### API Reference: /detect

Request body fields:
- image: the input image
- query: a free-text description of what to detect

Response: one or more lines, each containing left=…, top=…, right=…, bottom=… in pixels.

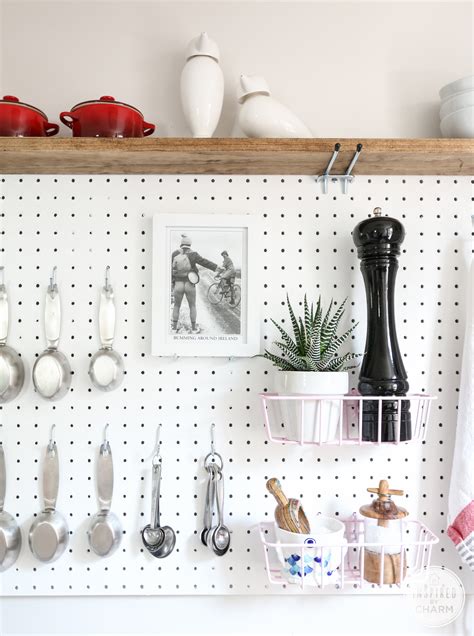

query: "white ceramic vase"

left=237, top=75, right=312, bottom=138
left=180, top=32, right=224, bottom=138
left=274, top=371, right=348, bottom=443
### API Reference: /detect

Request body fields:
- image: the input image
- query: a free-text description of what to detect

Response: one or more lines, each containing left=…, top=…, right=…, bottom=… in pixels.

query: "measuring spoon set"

left=0, top=266, right=124, bottom=405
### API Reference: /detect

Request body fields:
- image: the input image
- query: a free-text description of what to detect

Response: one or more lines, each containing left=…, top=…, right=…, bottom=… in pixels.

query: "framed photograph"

left=152, top=213, right=260, bottom=357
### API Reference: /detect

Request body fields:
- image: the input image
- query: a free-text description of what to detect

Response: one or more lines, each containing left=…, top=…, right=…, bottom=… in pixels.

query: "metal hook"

left=104, top=266, right=111, bottom=293
left=103, top=423, right=109, bottom=443
left=342, top=143, right=363, bottom=194
left=0, top=267, right=4, bottom=286
left=48, top=424, right=56, bottom=450
left=152, top=424, right=162, bottom=464
left=48, top=266, right=58, bottom=293
left=210, top=423, right=216, bottom=457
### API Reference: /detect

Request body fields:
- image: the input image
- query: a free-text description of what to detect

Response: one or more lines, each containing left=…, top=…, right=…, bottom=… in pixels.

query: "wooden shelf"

left=0, top=137, right=472, bottom=175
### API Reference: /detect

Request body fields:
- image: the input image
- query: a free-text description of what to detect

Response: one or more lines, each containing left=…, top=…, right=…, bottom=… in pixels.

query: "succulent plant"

left=263, top=295, right=361, bottom=372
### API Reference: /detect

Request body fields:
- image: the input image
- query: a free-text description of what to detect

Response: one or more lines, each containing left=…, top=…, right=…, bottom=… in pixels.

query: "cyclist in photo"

left=171, top=234, right=217, bottom=334
left=217, top=250, right=236, bottom=307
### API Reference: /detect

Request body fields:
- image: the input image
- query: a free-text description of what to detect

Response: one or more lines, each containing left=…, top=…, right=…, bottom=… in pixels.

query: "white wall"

left=1, top=1, right=472, bottom=138
left=0, top=2, right=473, bottom=636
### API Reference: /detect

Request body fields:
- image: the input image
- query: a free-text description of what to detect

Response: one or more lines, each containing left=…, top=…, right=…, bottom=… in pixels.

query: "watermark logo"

left=405, top=566, right=465, bottom=627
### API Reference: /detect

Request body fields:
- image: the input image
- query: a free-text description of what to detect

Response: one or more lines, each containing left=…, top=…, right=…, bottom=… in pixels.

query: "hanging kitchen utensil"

left=141, top=427, right=176, bottom=559
left=353, top=207, right=411, bottom=442
left=0, top=434, right=22, bottom=572
left=266, top=478, right=310, bottom=533
left=87, top=424, right=122, bottom=557
left=359, top=479, right=408, bottom=584
left=28, top=425, right=69, bottom=563
left=206, top=465, right=231, bottom=556
left=89, top=267, right=124, bottom=392
left=0, top=268, right=25, bottom=403
left=32, top=268, right=72, bottom=401
left=201, top=461, right=218, bottom=546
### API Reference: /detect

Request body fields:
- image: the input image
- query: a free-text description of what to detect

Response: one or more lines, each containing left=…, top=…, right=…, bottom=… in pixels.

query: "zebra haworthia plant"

left=263, top=295, right=361, bottom=372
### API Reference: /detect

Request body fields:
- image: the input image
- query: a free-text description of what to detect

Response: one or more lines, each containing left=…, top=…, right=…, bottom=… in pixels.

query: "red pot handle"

left=142, top=121, right=155, bottom=137
left=59, top=111, right=77, bottom=128
left=44, top=122, right=60, bottom=136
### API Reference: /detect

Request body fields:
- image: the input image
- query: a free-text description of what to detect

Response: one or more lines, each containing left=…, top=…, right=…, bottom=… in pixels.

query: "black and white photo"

left=152, top=214, right=259, bottom=357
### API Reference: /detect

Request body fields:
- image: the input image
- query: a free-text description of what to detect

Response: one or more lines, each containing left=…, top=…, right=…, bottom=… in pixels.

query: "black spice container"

left=353, top=207, right=411, bottom=441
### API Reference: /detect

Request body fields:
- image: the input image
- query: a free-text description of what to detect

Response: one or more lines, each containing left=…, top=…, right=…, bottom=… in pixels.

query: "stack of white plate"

left=439, top=75, right=474, bottom=138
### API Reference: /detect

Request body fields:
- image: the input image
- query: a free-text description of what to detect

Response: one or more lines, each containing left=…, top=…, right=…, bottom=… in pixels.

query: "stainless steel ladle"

left=0, top=268, right=25, bottom=403
left=141, top=428, right=176, bottom=559
left=89, top=267, right=124, bottom=392
left=0, top=434, right=22, bottom=572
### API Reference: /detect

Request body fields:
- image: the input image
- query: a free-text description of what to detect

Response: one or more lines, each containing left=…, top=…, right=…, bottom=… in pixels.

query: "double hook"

left=316, top=143, right=363, bottom=194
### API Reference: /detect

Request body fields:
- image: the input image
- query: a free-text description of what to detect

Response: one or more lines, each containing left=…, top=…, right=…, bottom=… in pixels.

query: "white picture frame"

left=152, top=213, right=260, bottom=357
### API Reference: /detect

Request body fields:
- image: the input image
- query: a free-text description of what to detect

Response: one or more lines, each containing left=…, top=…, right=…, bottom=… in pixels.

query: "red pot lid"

left=0, top=95, right=48, bottom=120
left=69, top=96, right=144, bottom=117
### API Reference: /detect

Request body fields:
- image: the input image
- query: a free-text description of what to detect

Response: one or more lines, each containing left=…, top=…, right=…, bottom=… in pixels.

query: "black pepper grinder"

left=353, top=207, right=411, bottom=442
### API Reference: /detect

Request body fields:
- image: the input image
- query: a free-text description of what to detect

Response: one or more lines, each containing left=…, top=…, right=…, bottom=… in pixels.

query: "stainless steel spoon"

left=87, top=425, right=122, bottom=557
left=89, top=267, right=124, bottom=392
left=28, top=426, right=69, bottom=563
left=200, top=462, right=217, bottom=546
left=207, top=466, right=231, bottom=556
left=141, top=452, right=176, bottom=559
left=32, top=268, right=72, bottom=401
left=0, top=268, right=25, bottom=404
left=0, top=441, right=22, bottom=571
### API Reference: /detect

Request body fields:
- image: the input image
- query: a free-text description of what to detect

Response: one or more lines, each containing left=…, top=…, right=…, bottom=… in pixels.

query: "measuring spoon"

left=207, top=466, right=231, bottom=556
left=32, top=268, right=72, bottom=401
left=89, top=267, right=124, bottom=392
left=28, top=427, right=69, bottom=563
left=141, top=454, right=176, bottom=559
left=0, top=268, right=25, bottom=403
left=0, top=441, right=22, bottom=571
left=87, top=426, right=122, bottom=557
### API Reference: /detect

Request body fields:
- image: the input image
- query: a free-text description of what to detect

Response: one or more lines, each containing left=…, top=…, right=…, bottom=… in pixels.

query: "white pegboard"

left=0, top=174, right=471, bottom=596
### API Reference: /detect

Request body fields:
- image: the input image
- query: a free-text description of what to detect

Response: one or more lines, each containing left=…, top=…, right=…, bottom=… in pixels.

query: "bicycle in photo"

left=207, top=275, right=241, bottom=307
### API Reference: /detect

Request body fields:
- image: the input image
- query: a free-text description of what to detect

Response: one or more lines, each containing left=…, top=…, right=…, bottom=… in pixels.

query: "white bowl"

left=439, top=75, right=474, bottom=101
left=440, top=105, right=474, bottom=138
left=440, top=91, right=474, bottom=120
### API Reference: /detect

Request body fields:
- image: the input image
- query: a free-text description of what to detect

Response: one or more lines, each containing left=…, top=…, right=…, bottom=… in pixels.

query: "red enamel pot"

left=0, top=95, right=59, bottom=137
left=60, top=96, right=155, bottom=137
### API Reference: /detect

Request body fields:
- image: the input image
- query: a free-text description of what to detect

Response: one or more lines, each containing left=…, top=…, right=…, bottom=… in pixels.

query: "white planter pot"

left=274, top=371, right=348, bottom=443
left=180, top=33, right=224, bottom=138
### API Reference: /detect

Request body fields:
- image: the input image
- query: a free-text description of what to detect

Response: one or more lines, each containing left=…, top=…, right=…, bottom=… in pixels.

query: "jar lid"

left=237, top=75, right=271, bottom=104
left=1, top=95, right=48, bottom=120
left=359, top=479, right=408, bottom=520
left=69, top=96, right=143, bottom=117
left=185, top=32, right=220, bottom=62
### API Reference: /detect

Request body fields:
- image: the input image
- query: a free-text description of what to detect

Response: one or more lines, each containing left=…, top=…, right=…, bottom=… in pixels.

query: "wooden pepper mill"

left=359, top=479, right=408, bottom=584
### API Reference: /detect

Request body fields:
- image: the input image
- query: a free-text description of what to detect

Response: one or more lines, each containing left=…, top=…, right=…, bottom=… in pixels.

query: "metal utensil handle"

left=45, top=286, right=61, bottom=350
left=0, top=281, right=9, bottom=345
left=150, top=460, right=162, bottom=531
left=97, top=440, right=114, bottom=512
left=215, top=467, right=224, bottom=526
left=99, top=286, right=116, bottom=349
left=204, top=465, right=217, bottom=531
left=43, top=441, right=59, bottom=511
left=0, top=444, right=6, bottom=512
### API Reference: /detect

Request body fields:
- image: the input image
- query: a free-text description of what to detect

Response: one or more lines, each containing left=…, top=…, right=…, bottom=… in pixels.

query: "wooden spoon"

left=266, top=478, right=310, bottom=533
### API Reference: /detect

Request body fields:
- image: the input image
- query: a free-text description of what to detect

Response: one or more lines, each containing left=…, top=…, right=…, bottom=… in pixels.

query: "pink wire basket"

left=260, top=393, right=436, bottom=446
left=258, top=516, right=439, bottom=591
